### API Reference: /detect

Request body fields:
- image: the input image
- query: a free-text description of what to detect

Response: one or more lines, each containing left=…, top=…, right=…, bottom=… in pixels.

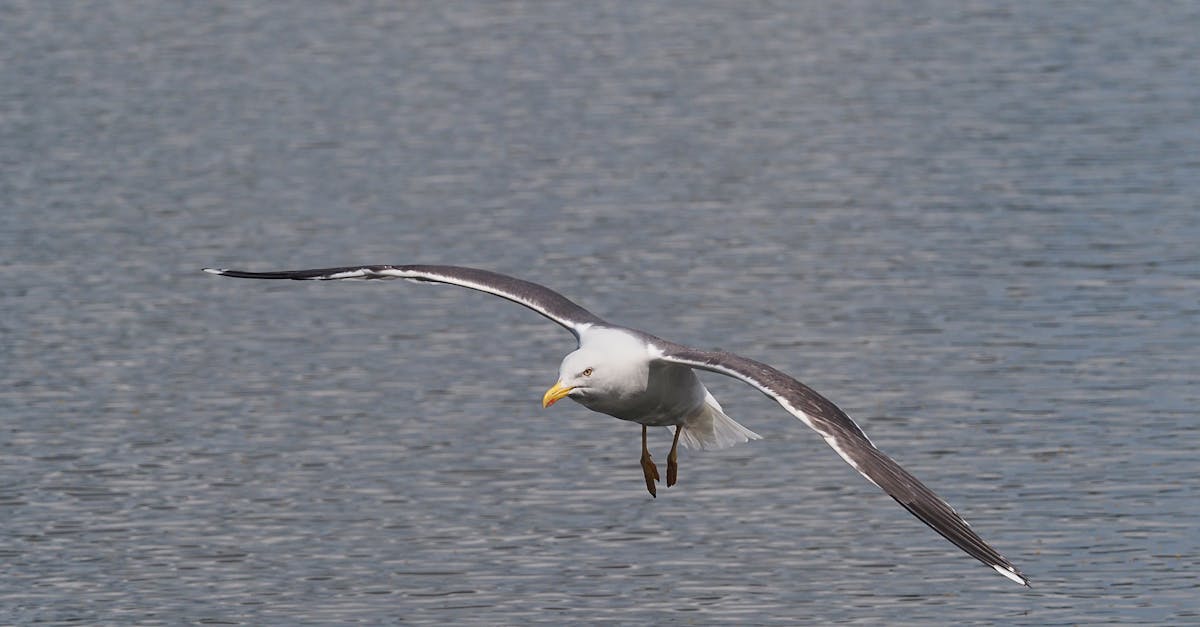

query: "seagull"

left=203, top=264, right=1028, bottom=586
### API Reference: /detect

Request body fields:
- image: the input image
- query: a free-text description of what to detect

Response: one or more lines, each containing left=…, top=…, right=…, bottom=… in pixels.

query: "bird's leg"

left=666, top=425, right=682, bottom=487
left=639, top=424, right=659, bottom=498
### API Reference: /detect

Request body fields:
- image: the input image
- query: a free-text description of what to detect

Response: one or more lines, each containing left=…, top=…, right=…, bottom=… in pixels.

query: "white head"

left=542, top=328, right=650, bottom=409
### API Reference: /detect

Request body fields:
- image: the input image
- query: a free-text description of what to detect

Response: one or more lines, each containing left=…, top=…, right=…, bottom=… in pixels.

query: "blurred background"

left=2, top=2, right=1198, bottom=624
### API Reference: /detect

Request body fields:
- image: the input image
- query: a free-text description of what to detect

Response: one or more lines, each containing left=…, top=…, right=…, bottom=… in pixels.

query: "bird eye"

left=582, top=368, right=593, bottom=377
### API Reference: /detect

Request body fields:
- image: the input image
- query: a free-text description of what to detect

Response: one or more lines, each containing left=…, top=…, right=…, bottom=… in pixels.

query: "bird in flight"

left=203, top=264, right=1028, bottom=586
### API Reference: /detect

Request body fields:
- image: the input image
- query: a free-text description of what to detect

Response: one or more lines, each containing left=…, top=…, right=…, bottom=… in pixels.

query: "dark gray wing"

left=652, top=342, right=1028, bottom=586
left=203, top=265, right=608, bottom=339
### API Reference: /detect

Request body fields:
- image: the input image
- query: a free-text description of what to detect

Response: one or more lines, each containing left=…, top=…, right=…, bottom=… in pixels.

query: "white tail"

left=676, top=392, right=761, bottom=450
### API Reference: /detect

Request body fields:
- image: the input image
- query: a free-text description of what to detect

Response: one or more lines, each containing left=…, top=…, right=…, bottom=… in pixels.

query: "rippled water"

left=3, top=2, right=1199, bottom=624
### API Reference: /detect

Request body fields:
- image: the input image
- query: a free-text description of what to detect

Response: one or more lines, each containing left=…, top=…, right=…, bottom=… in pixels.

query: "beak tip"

left=542, top=382, right=573, bottom=409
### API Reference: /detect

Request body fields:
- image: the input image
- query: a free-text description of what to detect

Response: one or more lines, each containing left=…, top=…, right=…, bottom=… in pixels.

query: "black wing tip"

left=203, top=267, right=272, bottom=279
left=200, top=267, right=349, bottom=280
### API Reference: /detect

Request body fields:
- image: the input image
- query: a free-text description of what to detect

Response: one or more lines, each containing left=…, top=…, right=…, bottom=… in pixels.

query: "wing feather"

left=203, top=265, right=607, bottom=339
left=653, top=343, right=1028, bottom=586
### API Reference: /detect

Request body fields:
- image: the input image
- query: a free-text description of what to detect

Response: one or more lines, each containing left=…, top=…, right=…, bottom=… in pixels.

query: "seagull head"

left=542, top=329, right=650, bottom=409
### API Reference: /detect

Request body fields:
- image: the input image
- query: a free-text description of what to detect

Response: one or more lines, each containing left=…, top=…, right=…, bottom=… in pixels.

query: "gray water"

left=3, top=2, right=1198, bottom=624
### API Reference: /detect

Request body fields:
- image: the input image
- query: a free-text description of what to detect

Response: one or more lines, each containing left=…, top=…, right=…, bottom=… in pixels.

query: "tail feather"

left=676, top=392, right=761, bottom=450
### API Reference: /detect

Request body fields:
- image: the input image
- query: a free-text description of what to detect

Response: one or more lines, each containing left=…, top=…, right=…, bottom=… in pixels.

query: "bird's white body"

left=560, top=327, right=760, bottom=449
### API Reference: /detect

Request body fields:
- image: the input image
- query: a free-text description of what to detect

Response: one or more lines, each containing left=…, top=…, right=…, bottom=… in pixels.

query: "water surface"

left=2, top=2, right=1198, bottom=624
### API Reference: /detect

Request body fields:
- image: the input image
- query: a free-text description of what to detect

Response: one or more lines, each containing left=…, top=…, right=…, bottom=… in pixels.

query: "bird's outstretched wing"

left=203, top=265, right=608, bottom=340
left=651, top=342, right=1028, bottom=586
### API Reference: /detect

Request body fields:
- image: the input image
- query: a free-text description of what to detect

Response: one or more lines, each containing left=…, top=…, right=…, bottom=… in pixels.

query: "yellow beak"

left=542, top=381, right=575, bottom=408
